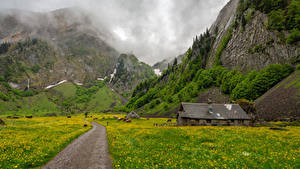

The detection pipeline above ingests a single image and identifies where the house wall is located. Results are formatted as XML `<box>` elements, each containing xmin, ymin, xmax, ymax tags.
<box><xmin>177</xmin><ymin>118</ymin><xmax>250</xmax><ymax>126</ymax></box>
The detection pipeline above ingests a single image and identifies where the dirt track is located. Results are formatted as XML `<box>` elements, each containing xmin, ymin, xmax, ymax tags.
<box><xmin>42</xmin><ymin>122</ymin><xmax>112</xmax><ymax>169</ymax></box>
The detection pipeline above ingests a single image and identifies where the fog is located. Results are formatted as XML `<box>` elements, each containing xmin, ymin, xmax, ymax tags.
<box><xmin>0</xmin><ymin>0</ymin><xmax>229</xmax><ymax>64</ymax></box>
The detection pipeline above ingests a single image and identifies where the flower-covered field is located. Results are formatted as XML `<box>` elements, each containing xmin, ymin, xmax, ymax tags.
<box><xmin>96</xmin><ymin>117</ymin><xmax>300</xmax><ymax>169</ymax></box>
<box><xmin>0</xmin><ymin>116</ymin><xmax>91</xmax><ymax>169</ymax></box>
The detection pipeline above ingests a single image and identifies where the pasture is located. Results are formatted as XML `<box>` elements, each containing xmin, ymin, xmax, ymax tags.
<box><xmin>0</xmin><ymin>116</ymin><xmax>91</xmax><ymax>168</ymax></box>
<box><xmin>95</xmin><ymin>116</ymin><xmax>300</xmax><ymax>169</ymax></box>
<box><xmin>0</xmin><ymin>114</ymin><xmax>299</xmax><ymax>169</ymax></box>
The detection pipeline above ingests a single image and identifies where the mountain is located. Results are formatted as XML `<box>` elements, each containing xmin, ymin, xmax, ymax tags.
<box><xmin>0</xmin><ymin>8</ymin><xmax>119</xmax><ymax>90</ymax></box>
<box><xmin>0</xmin><ymin>80</ymin><xmax>122</xmax><ymax>116</ymax></box>
<box><xmin>206</xmin><ymin>0</ymin><xmax>299</xmax><ymax>71</ymax></box>
<box><xmin>152</xmin><ymin>54</ymin><xmax>184</xmax><ymax>72</ymax></box>
<box><xmin>0</xmin><ymin>8</ymin><xmax>156</xmax><ymax>115</ymax></box>
<box><xmin>110</xmin><ymin>53</ymin><xmax>155</xmax><ymax>95</ymax></box>
<box><xmin>123</xmin><ymin>0</ymin><xmax>300</xmax><ymax>119</ymax></box>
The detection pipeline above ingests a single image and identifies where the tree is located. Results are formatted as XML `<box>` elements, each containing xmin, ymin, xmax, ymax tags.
<box><xmin>173</xmin><ymin>58</ymin><xmax>178</xmax><ymax>66</ymax></box>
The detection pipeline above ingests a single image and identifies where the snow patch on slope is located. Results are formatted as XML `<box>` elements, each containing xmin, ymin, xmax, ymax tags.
<box><xmin>45</xmin><ymin>80</ymin><xmax>67</xmax><ymax>89</ymax></box>
<box><xmin>154</xmin><ymin>69</ymin><xmax>162</xmax><ymax>76</ymax></box>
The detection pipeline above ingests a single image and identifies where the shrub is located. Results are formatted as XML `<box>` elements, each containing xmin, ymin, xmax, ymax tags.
<box><xmin>231</xmin><ymin>70</ymin><xmax>258</xmax><ymax>100</ymax></box>
<box><xmin>296</xmin><ymin>64</ymin><xmax>300</xmax><ymax>70</ymax></box>
<box><xmin>267</xmin><ymin>10</ymin><xmax>285</xmax><ymax>31</ymax></box>
<box><xmin>197</xmin><ymin>70</ymin><xmax>214</xmax><ymax>89</ymax></box>
<box><xmin>286</xmin><ymin>29</ymin><xmax>300</xmax><ymax>44</ymax></box>
<box><xmin>221</xmin><ymin>71</ymin><xmax>244</xmax><ymax>94</ymax></box>
<box><xmin>31</xmin><ymin>64</ymin><xmax>41</xmax><ymax>73</ymax></box>
<box><xmin>0</xmin><ymin>93</ymin><xmax>9</xmax><ymax>101</ymax></box>
<box><xmin>232</xmin><ymin>64</ymin><xmax>293</xmax><ymax>101</ymax></box>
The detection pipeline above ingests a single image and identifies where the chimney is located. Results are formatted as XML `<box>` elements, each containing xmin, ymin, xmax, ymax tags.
<box><xmin>208</xmin><ymin>105</ymin><xmax>213</xmax><ymax>114</ymax></box>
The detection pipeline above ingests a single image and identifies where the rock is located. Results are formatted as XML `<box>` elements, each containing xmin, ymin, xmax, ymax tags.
<box><xmin>126</xmin><ymin>111</ymin><xmax>140</xmax><ymax>119</ymax></box>
<box><xmin>0</xmin><ymin>119</ymin><xmax>5</xmax><ymax>125</ymax></box>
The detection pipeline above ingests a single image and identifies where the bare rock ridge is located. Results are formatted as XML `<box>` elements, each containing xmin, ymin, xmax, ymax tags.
<box><xmin>207</xmin><ymin>0</ymin><xmax>299</xmax><ymax>71</ymax></box>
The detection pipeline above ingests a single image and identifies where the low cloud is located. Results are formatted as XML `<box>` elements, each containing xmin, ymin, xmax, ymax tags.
<box><xmin>0</xmin><ymin>0</ymin><xmax>229</xmax><ymax>64</ymax></box>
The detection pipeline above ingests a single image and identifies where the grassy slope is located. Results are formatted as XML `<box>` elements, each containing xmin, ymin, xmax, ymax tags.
<box><xmin>0</xmin><ymin>92</ymin><xmax>59</xmax><ymax>116</ymax></box>
<box><xmin>87</xmin><ymin>86</ymin><xmax>122</xmax><ymax>112</ymax></box>
<box><xmin>0</xmin><ymin>82</ymin><xmax>122</xmax><ymax>116</ymax></box>
<box><xmin>52</xmin><ymin>82</ymin><xmax>77</xmax><ymax>98</ymax></box>
<box><xmin>95</xmin><ymin>116</ymin><xmax>300</xmax><ymax>169</ymax></box>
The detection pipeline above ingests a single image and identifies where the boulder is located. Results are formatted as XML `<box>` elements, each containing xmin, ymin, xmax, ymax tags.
<box><xmin>126</xmin><ymin>111</ymin><xmax>140</xmax><ymax>119</ymax></box>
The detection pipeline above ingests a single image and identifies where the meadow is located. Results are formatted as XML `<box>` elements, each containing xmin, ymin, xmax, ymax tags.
<box><xmin>95</xmin><ymin>116</ymin><xmax>300</xmax><ymax>169</ymax></box>
<box><xmin>0</xmin><ymin>116</ymin><xmax>91</xmax><ymax>169</ymax></box>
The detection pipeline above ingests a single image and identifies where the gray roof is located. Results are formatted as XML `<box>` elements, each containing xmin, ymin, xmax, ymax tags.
<box><xmin>179</xmin><ymin>102</ymin><xmax>251</xmax><ymax>120</ymax></box>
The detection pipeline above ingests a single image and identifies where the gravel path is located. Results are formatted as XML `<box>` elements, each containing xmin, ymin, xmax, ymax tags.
<box><xmin>42</xmin><ymin>122</ymin><xmax>112</xmax><ymax>169</ymax></box>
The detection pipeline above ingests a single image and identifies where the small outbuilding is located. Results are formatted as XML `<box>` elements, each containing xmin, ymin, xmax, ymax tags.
<box><xmin>127</xmin><ymin>111</ymin><xmax>140</xmax><ymax>119</ymax></box>
<box><xmin>177</xmin><ymin>102</ymin><xmax>251</xmax><ymax>126</ymax></box>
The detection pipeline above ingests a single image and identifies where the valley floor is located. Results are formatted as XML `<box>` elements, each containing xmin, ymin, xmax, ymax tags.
<box><xmin>96</xmin><ymin>115</ymin><xmax>300</xmax><ymax>169</ymax></box>
<box><xmin>0</xmin><ymin>115</ymin><xmax>299</xmax><ymax>168</ymax></box>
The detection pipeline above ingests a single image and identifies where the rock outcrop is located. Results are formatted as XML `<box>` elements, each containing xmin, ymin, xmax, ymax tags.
<box><xmin>207</xmin><ymin>0</ymin><xmax>299</xmax><ymax>72</ymax></box>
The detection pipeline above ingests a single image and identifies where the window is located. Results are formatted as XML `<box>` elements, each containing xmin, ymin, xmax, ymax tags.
<box><xmin>206</xmin><ymin>120</ymin><xmax>211</xmax><ymax>123</ymax></box>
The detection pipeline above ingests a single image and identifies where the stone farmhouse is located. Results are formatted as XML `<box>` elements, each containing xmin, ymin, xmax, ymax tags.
<box><xmin>177</xmin><ymin>102</ymin><xmax>251</xmax><ymax>126</ymax></box>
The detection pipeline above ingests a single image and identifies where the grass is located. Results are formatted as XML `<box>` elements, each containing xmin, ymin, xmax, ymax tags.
<box><xmin>52</xmin><ymin>82</ymin><xmax>77</xmax><ymax>98</ymax></box>
<box><xmin>95</xmin><ymin>116</ymin><xmax>300</xmax><ymax>169</ymax></box>
<box><xmin>0</xmin><ymin>116</ymin><xmax>91</xmax><ymax>168</ymax></box>
<box><xmin>215</xmin><ymin>28</ymin><xmax>233</xmax><ymax>65</ymax></box>
<box><xmin>87</xmin><ymin>86</ymin><xmax>122</xmax><ymax>112</ymax></box>
<box><xmin>0</xmin><ymin>93</ymin><xmax>59</xmax><ymax>116</ymax></box>
<box><xmin>0</xmin><ymin>82</ymin><xmax>122</xmax><ymax>116</ymax></box>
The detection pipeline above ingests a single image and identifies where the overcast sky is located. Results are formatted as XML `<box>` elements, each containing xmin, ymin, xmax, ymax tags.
<box><xmin>0</xmin><ymin>0</ymin><xmax>229</xmax><ymax>64</ymax></box>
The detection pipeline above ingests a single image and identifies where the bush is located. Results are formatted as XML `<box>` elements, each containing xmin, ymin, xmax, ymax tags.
<box><xmin>231</xmin><ymin>70</ymin><xmax>258</xmax><ymax>100</ymax></box>
<box><xmin>286</xmin><ymin>29</ymin><xmax>300</xmax><ymax>44</ymax></box>
<box><xmin>221</xmin><ymin>71</ymin><xmax>244</xmax><ymax>94</ymax></box>
<box><xmin>196</xmin><ymin>70</ymin><xmax>214</xmax><ymax>89</ymax></box>
<box><xmin>0</xmin><ymin>76</ymin><xmax>5</xmax><ymax>82</ymax></box>
<box><xmin>231</xmin><ymin>64</ymin><xmax>293</xmax><ymax>101</ymax></box>
<box><xmin>267</xmin><ymin>10</ymin><xmax>285</xmax><ymax>30</ymax></box>
<box><xmin>296</xmin><ymin>64</ymin><xmax>300</xmax><ymax>70</ymax></box>
<box><xmin>31</xmin><ymin>64</ymin><xmax>41</xmax><ymax>73</ymax></box>
<box><xmin>0</xmin><ymin>93</ymin><xmax>9</xmax><ymax>101</ymax></box>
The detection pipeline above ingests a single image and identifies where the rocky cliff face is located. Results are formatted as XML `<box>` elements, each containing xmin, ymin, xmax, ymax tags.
<box><xmin>207</xmin><ymin>0</ymin><xmax>299</xmax><ymax>72</ymax></box>
<box><xmin>0</xmin><ymin>8</ymin><xmax>119</xmax><ymax>89</ymax></box>
<box><xmin>110</xmin><ymin>54</ymin><xmax>155</xmax><ymax>93</ymax></box>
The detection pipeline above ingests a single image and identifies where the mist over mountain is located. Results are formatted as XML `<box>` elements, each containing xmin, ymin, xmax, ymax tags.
<box><xmin>0</xmin><ymin>0</ymin><xmax>229</xmax><ymax>64</ymax></box>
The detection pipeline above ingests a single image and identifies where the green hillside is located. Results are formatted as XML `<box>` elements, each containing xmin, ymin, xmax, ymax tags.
<box><xmin>0</xmin><ymin>81</ymin><xmax>122</xmax><ymax>116</ymax></box>
<box><xmin>87</xmin><ymin>86</ymin><xmax>122</xmax><ymax>112</ymax></box>
<box><xmin>123</xmin><ymin>30</ymin><xmax>295</xmax><ymax>117</ymax></box>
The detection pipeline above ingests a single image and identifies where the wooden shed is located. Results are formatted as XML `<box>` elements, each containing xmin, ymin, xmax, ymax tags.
<box><xmin>177</xmin><ymin>102</ymin><xmax>251</xmax><ymax>126</ymax></box>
